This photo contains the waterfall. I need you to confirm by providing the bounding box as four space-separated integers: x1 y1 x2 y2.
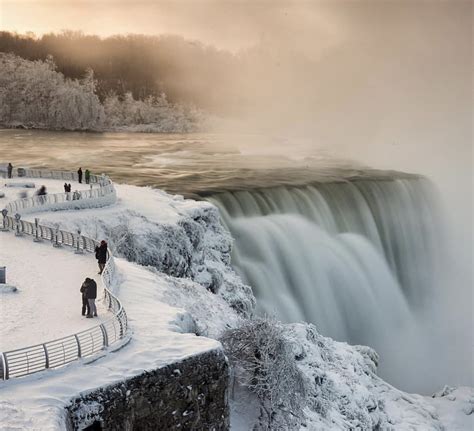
208 178 440 381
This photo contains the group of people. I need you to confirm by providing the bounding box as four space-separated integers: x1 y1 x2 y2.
77 167 91 184
79 240 108 318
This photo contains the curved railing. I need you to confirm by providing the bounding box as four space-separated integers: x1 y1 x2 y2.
0 169 128 380
5 169 116 214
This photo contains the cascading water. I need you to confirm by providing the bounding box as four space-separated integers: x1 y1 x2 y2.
208 177 440 387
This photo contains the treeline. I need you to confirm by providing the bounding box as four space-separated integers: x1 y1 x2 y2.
0 31 238 112
0 53 204 132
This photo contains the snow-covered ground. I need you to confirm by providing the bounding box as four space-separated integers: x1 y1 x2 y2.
0 232 110 351
1 176 96 202
0 257 226 430
0 176 237 429
0 176 472 430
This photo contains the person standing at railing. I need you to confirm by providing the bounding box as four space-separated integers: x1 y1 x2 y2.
80 278 91 316
7 163 13 179
85 278 98 318
78 167 83 184
85 169 91 184
95 240 108 274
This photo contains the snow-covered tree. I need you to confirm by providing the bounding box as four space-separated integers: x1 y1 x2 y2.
0 53 205 132
103 91 204 132
221 317 306 429
0 53 105 130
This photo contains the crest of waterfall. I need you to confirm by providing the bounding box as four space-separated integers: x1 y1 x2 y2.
207 178 440 375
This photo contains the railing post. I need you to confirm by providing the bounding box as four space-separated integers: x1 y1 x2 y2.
1 209 8 232
43 344 49 369
14 213 22 237
99 324 109 347
33 217 42 242
75 230 84 254
117 313 124 337
0 352 8 380
74 334 82 358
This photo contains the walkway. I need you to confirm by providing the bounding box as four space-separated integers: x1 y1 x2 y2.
0 175 114 354
0 232 110 351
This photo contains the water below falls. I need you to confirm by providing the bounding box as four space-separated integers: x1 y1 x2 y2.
208 177 441 389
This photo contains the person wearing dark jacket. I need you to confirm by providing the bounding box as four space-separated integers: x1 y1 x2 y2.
7 163 13 179
78 167 83 184
85 169 91 184
95 240 108 274
80 278 91 316
86 278 98 318
36 185 47 196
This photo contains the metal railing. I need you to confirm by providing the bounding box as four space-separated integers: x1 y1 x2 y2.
0 170 128 380
4 170 115 214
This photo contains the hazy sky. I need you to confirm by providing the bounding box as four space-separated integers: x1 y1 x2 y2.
1 0 347 52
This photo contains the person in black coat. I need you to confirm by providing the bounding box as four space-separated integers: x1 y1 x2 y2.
80 278 91 316
86 278 98 318
7 163 13 179
95 240 108 274
78 167 83 184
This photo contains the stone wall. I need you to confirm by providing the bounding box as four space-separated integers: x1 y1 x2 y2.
66 349 229 431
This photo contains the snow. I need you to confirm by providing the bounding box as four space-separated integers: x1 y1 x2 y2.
30 183 255 315
0 231 111 351
1 177 71 202
0 174 471 430
0 256 225 430
427 387 474 430
0 175 234 429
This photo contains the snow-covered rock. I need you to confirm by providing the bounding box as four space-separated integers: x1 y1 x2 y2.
32 183 255 316
229 320 473 430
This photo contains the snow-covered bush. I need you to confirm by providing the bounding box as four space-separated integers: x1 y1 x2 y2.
221 317 306 429
0 53 105 130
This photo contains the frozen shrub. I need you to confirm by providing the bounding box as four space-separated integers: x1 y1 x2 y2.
221 317 306 429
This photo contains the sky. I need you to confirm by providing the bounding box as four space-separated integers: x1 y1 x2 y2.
1 0 345 52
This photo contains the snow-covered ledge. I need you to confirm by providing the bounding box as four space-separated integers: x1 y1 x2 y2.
0 170 127 380
4 169 116 215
